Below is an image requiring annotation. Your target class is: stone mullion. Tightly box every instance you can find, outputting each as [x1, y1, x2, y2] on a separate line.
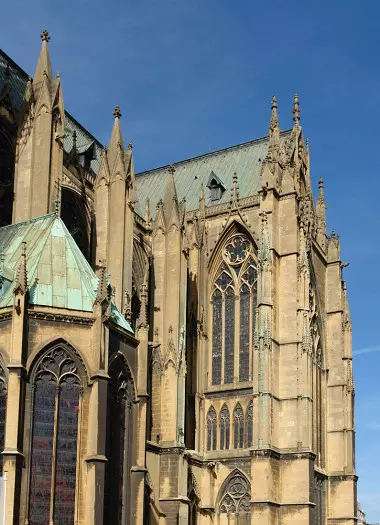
[234, 291, 240, 384]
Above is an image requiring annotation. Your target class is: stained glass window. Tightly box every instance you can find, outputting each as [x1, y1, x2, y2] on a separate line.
[224, 288, 235, 384]
[211, 234, 257, 388]
[0, 362, 7, 475]
[233, 404, 244, 449]
[219, 471, 251, 518]
[239, 284, 250, 381]
[104, 357, 134, 525]
[212, 289, 222, 385]
[207, 406, 217, 451]
[220, 405, 230, 450]
[54, 378, 81, 525]
[246, 401, 253, 447]
[29, 346, 82, 525]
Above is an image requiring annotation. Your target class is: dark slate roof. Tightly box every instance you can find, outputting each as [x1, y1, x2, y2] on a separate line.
[0, 49, 103, 176]
[135, 131, 291, 214]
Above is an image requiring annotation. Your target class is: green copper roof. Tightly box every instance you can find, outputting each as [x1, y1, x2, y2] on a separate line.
[135, 131, 291, 215]
[0, 214, 133, 333]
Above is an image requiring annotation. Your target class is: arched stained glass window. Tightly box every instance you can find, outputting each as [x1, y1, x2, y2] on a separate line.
[233, 403, 244, 449]
[246, 401, 253, 447]
[28, 346, 82, 525]
[220, 405, 230, 451]
[218, 470, 251, 519]
[212, 289, 222, 385]
[0, 361, 7, 476]
[104, 356, 134, 525]
[207, 406, 217, 451]
[211, 233, 257, 386]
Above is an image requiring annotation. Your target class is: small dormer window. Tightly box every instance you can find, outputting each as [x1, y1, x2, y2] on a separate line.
[207, 171, 225, 202]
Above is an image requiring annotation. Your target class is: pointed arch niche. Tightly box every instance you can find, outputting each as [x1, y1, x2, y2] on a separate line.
[27, 342, 86, 525]
[209, 223, 258, 386]
[217, 469, 251, 523]
[104, 354, 135, 525]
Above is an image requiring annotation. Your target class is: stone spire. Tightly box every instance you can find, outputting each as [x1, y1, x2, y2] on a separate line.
[267, 95, 281, 162]
[269, 95, 279, 134]
[14, 242, 27, 295]
[293, 94, 301, 128]
[34, 30, 53, 88]
[145, 198, 151, 226]
[163, 165, 180, 228]
[108, 106, 125, 173]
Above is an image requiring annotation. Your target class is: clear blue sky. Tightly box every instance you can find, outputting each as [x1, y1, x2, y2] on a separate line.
[2, 0, 380, 520]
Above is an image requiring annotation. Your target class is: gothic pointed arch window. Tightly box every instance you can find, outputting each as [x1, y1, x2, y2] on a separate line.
[206, 406, 217, 451]
[104, 355, 135, 525]
[61, 188, 90, 261]
[245, 400, 253, 448]
[233, 403, 244, 449]
[219, 404, 230, 450]
[218, 470, 251, 521]
[211, 233, 257, 386]
[0, 358, 7, 476]
[28, 345, 83, 525]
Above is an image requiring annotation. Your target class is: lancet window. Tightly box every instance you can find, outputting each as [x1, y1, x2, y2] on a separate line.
[219, 404, 230, 450]
[0, 360, 7, 475]
[104, 356, 134, 525]
[211, 233, 257, 386]
[233, 403, 244, 449]
[246, 401, 253, 448]
[206, 406, 217, 451]
[218, 471, 251, 520]
[28, 345, 82, 525]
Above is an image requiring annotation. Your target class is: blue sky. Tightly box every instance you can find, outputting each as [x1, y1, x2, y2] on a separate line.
[2, 0, 380, 520]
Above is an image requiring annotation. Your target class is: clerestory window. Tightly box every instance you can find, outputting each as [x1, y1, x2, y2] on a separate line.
[211, 234, 257, 386]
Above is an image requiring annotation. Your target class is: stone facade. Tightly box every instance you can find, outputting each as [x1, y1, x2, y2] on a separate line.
[0, 33, 357, 525]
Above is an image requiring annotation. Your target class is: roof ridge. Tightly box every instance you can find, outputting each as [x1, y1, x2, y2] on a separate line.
[136, 129, 292, 177]
[0, 212, 56, 232]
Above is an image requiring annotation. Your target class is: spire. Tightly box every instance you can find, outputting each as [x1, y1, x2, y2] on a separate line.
[267, 96, 281, 165]
[108, 106, 125, 172]
[34, 30, 53, 87]
[293, 94, 301, 127]
[163, 165, 179, 214]
[199, 182, 205, 214]
[14, 242, 28, 295]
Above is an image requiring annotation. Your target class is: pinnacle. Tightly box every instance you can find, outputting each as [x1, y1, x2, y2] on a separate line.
[293, 94, 301, 126]
[34, 29, 53, 87]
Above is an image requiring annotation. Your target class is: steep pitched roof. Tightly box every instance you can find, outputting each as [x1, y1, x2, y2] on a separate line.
[135, 131, 291, 214]
[0, 214, 133, 333]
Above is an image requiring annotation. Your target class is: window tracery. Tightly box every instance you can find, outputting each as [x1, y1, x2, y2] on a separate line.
[219, 471, 251, 516]
[28, 346, 82, 525]
[211, 233, 257, 385]
[233, 403, 244, 449]
[219, 404, 230, 450]
[206, 406, 217, 451]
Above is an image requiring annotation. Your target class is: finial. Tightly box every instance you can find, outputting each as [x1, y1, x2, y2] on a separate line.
[128, 141, 133, 149]
[270, 95, 279, 131]
[168, 164, 175, 176]
[40, 30, 50, 42]
[318, 177, 324, 191]
[113, 105, 122, 119]
[293, 94, 301, 126]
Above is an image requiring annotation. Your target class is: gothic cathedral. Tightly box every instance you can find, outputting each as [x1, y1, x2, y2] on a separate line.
[0, 32, 356, 525]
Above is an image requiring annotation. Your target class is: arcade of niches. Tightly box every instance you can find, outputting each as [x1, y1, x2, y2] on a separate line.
[0, 32, 356, 525]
